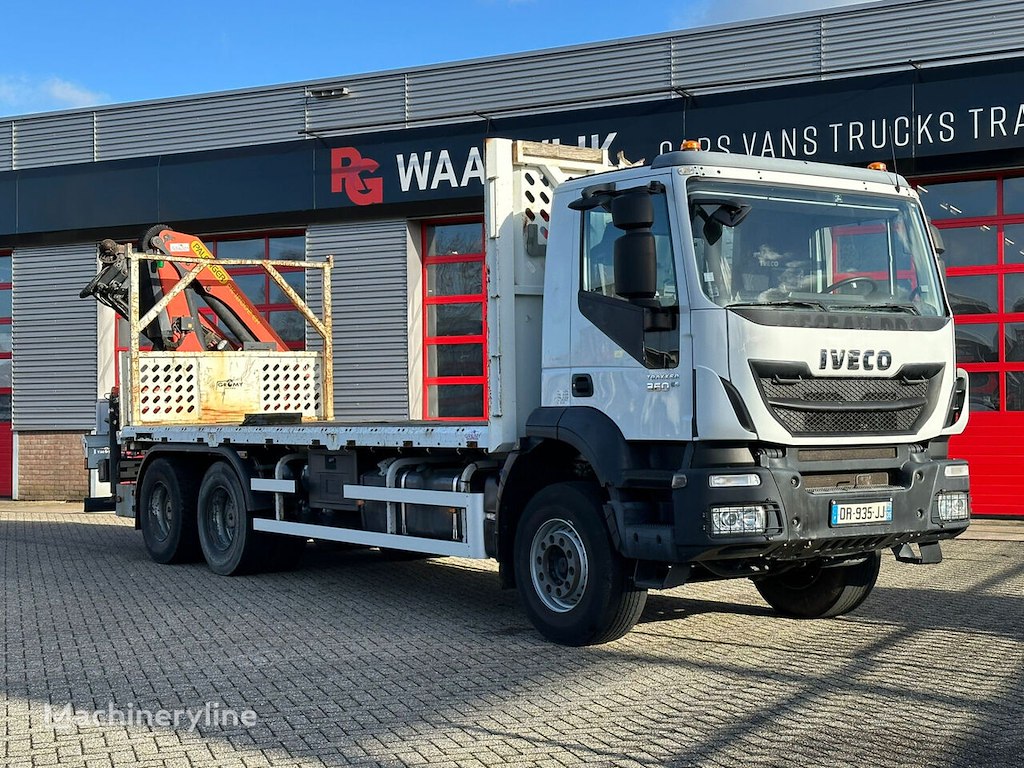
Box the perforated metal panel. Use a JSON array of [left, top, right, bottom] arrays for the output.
[[126, 351, 324, 425], [306, 221, 409, 421]]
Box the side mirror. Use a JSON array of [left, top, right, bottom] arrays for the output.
[[612, 191, 657, 300], [929, 223, 946, 256]]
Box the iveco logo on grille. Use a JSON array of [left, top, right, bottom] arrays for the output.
[[819, 349, 892, 371]]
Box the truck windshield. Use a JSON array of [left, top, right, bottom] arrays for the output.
[[688, 180, 946, 317]]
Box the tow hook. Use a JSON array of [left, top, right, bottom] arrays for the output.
[[892, 541, 943, 564]]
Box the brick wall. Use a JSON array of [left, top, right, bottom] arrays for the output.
[[17, 431, 89, 501]]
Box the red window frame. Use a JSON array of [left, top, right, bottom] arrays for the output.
[[421, 217, 488, 421], [201, 231, 307, 351], [0, 250, 10, 421], [913, 172, 1024, 413]]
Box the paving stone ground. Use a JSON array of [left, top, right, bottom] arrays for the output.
[[1, 502, 1022, 767]]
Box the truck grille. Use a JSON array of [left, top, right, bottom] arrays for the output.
[[752, 362, 941, 437]]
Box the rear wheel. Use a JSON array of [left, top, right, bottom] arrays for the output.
[[514, 482, 647, 646], [139, 458, 199, 564], [753, 552, 881, 618], [197, 462, 264, 576]]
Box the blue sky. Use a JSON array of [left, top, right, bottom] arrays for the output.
[[0, 0, 874, 117]]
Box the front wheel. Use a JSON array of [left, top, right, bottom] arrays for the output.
[[753, 552, 881, 619], [514, 482, 647, 646]]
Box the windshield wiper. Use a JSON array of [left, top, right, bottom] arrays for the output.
[[727, 299, 829, 311], [840, 302, 921, 315]]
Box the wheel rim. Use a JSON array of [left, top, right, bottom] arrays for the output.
[[205, 486, 238, 554], [529, 518, 589, 613], [146, 483, 172, 542]]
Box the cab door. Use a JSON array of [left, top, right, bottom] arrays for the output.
[[567, 175, 693, 441]]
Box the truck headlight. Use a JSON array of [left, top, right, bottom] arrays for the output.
[[935, 492, 970, 522], [710, 505, 767, 536]]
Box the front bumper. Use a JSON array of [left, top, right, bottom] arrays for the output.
[[667, 446, 969, 565]]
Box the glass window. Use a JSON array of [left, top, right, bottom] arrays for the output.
[[426, 261, 483, 297], [428, 344, 484, 378], [267, 311, 305, 343], [268, 235, 305, 261], [422, 219, 486, 420], [429, 384, 484, 419], [968, 371, 1001, 412], [946, 275, 998, 315], [582, 195, 677, 307], [1005, 323, 1024, 362], [1003, 225, 1024, 265], [688, 180, 944, 316], [956, 323, 998, 363], [215, 238, 265, 260], [917, 179, 996, 220], [0, 290, 10, 318], [428, 303, 483, 337], [427, 223, 483, 256], [938, 226, 998, 268], [230, 273, 267, 304], [0, 326, 9, 353], [0, 394, 10, 420], [1005, 273, 1024, 315], [268, 269, 305, 304], [0, 255, 10, 284], [1003, 177, 1024, 215], [1007, 372, 1024, 411]]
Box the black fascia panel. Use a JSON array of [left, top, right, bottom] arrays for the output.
[[17, 157, 159, 234], [0, 174, 15, 237], [159, 139, 314, 222]]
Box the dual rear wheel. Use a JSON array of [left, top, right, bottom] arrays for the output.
[[139, 460, 303, 575]]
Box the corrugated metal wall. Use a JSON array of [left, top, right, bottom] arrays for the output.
[[3, 0, 1021, 166], [0, 122, 12, 171], [306, 221, 410, 421], [11, 244, 98, 430], [12, 113, 94, 169]]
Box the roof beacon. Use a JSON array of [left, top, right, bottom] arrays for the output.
[[681, 140, 702, 151], [868, 161, 888, 171]]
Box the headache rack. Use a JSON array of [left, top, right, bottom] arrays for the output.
[[121, 247, 334, 427]]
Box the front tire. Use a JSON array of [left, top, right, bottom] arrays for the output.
[[197, 462, 263, 576], [514, 482, 647, 646], [139, 458, 199, 564], [753, 552, 881, 618]]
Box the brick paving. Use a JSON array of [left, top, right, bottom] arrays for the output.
[[1, 501, 1022, 767]]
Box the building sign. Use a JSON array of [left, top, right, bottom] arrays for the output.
[[2, 58, 1024, 238]]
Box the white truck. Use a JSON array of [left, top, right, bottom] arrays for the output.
[[83, 139, 971, 645]]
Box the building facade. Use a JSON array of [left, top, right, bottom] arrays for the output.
[[0, 0, 1022, 515]]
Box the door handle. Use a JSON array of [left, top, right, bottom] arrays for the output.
[[572, 374, 594, 398]]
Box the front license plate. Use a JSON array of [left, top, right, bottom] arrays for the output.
[[830, 499, 893, 526]]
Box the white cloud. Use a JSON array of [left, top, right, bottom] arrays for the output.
[[0, 75, 108, 117]]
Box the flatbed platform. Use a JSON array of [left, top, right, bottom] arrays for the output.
[[121, 421, 492, 451]]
